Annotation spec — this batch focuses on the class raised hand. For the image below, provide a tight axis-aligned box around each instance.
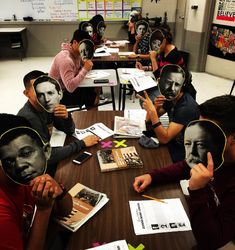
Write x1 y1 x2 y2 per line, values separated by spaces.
133 174 152 193
137 91 156 114
54 104 68 119
189 152 214 190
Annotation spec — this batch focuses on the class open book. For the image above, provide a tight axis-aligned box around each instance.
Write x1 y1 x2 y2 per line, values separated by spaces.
114 116 146 138
56 183 109 232
97 146 143 172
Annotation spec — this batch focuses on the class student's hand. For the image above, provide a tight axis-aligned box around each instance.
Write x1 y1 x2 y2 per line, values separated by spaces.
135 61 143 70
137 91 156 114
189 152 214 190
83 135 100 147
133 174 152 193
128 54 138 59
83 60 93 71
30 174 63 209
154 95 166 108
150 50 157 60
54 104 68 119
135 34 142 42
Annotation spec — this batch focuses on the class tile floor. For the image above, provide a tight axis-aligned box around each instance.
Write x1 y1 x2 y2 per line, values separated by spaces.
0 57 233 114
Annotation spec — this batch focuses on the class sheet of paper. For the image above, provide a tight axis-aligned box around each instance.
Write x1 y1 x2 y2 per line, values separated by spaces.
112 40 130 44
74 123 114 140
85 71 110 80
94 52 111 57
129 75 157 92
106 47 119 53
129 199 191 235
118 51 135 56
86 240 129 250
49 127 66 147
124 109 147 121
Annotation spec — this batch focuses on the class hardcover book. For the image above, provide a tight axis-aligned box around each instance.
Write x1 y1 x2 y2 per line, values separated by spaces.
97 146 143 172
56 183 109 232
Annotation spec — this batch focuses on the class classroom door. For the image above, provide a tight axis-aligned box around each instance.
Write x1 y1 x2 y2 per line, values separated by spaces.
174 0 187 50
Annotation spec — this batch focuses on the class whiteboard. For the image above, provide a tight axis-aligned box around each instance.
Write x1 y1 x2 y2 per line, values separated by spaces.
0 0 142 21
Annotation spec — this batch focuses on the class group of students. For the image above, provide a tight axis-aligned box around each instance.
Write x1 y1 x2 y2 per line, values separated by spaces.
0 12 235 250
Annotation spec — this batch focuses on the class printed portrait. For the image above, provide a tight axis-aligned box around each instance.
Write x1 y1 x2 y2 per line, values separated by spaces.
149 29 165 52
0 127 50 185
81 22 94 37
158 64 185 101
135 20 149 36
184 120 226 170
97 21 106 37
79 39 95 61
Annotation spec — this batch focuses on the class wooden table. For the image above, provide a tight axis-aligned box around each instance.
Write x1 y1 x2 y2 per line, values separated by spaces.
53 111 196 250
0 27 27 60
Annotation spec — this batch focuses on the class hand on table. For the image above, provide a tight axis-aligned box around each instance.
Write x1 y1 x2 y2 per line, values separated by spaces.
133 174 152 193
54 104 68 119
189 152 214 190
135 61 143 70
83 135 100 147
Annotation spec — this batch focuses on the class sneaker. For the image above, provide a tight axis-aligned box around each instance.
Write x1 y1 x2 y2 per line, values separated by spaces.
99 97 111 104
99 95 106 100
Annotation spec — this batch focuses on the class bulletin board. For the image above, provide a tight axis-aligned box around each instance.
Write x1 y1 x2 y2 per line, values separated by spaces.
0 0 142 21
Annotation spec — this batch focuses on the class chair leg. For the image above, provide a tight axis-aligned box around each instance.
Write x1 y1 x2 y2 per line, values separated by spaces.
229 80 235 95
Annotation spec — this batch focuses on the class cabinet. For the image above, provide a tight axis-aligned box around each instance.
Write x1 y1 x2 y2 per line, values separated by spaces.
0 27 27 60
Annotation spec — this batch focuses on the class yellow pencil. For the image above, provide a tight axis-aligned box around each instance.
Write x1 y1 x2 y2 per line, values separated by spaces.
142 194 167 204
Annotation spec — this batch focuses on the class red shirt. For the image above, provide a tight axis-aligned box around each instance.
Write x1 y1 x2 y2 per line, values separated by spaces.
0 183 34 250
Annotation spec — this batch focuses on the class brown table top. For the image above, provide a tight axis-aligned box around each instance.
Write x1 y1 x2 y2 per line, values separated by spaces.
92 43 136 62
54 111 196 250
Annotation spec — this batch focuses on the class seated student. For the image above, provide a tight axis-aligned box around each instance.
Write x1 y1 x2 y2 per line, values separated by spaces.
129 19 151 62
49 29 99 109
136 27 185 102
89 14 106 45
79 21 94 37
138 64 199 162
18 70 99 176
127 10 141 44
133 95 235 250
0 113 72 250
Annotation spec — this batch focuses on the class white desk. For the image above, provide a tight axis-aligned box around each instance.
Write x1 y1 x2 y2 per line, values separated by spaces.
0 27 27 60
117 68 156 110
80 69 117 110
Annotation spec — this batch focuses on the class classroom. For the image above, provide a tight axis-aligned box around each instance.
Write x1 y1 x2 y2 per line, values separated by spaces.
0 0 235 250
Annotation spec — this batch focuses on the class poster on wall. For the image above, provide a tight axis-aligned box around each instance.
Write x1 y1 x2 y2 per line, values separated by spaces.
216 0 235 22
208 23 235 61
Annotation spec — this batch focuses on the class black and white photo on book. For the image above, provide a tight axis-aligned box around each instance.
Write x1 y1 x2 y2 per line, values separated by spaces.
56 183 109 232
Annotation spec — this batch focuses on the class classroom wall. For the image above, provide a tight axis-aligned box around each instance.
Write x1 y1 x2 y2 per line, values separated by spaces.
205 0 235 80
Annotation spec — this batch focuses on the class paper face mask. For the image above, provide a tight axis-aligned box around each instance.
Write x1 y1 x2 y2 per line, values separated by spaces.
184 120 226 171
81 22 94 37
0 127 50 185
158 64 185 101
97 21 106 37
135 20 149 36
79 39 95 61
33 76 63 113
149 29 164 52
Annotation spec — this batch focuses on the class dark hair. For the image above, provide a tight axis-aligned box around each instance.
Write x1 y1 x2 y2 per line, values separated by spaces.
0 114 44 149
23 70 46 89
149 27 173 46
199 95 235 135
70 29 91 43
33 75 61 94
89 14 104 32
81 22 93 32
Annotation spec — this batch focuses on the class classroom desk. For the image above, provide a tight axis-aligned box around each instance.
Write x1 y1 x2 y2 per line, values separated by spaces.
92 43 136 69
53 111 196 250
117 68 157 110
0 27 27 60
79 69 117 110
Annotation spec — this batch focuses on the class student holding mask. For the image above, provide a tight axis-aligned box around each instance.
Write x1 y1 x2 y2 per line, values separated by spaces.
133 95 235 250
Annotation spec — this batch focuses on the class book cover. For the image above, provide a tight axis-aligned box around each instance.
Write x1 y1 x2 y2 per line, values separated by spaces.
113 116 146 138
56 183 109 232
97 146 143 172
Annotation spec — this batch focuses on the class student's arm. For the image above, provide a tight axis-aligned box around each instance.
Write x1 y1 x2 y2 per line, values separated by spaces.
59 59 92 93
187 153 235 249
139 91 184 144
27 174 72 250
150 51 158 72
133 35 141 53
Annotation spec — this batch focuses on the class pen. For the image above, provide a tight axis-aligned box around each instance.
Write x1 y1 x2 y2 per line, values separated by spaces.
142 194 166 204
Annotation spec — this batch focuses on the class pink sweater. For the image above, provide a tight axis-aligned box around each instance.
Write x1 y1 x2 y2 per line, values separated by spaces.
49 43 88 93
